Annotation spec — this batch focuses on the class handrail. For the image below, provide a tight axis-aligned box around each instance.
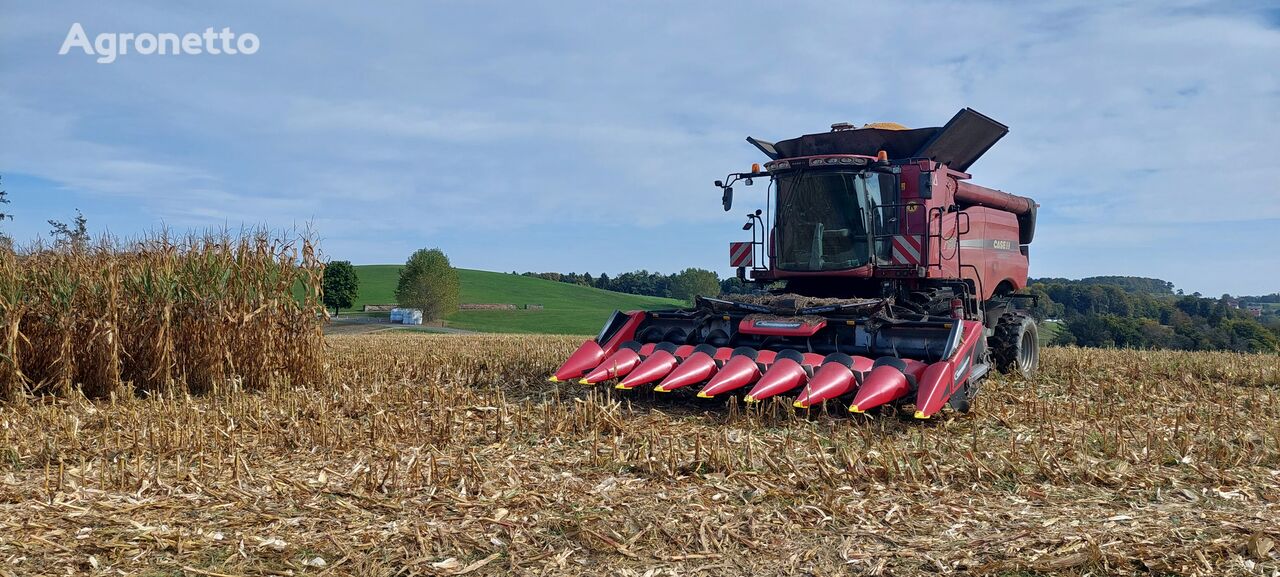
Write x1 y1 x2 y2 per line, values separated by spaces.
868 201 929 269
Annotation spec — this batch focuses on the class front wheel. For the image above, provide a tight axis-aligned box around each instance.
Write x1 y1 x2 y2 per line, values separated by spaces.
990 313 1039 379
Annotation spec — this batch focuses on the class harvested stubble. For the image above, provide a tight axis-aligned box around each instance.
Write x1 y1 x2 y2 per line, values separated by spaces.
0 334 1278 576
0 232 325 402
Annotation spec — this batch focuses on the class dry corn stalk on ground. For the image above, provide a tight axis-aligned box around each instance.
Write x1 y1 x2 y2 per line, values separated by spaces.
1 334 1278 576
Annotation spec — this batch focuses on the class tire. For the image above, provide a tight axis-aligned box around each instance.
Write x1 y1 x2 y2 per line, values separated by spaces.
990 312 1039 379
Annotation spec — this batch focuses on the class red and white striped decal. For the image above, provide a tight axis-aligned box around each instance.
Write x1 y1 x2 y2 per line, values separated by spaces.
890 235 922 266
729 242 752 267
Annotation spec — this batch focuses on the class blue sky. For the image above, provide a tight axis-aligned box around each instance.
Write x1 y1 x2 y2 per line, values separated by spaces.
1 1 1278 295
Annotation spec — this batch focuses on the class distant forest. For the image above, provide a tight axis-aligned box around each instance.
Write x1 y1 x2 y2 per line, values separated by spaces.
516 270 758 299
517 270 1280 353
1024 277 1278 353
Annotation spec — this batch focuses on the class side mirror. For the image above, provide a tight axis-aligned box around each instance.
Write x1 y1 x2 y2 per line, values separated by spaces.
744 177 753 186
721 186 733 212
714 180 724 187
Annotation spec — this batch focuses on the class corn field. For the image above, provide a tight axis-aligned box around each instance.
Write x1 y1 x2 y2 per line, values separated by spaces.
0 334 1277 576
0 231 325 402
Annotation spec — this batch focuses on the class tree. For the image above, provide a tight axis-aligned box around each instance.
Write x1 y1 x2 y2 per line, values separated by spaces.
719 276 749 295
395 248 460 321
668 268 720 303
0 173 13 250
0 175 11 251
322 260 360 316
596 272 611 291
49 209 89 250
0 175 10 223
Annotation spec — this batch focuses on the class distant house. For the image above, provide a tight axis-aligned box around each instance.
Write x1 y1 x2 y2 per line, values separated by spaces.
1245 304 1264 317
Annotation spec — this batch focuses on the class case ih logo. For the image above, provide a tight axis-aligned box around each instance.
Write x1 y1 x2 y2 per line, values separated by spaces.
729 242 752 267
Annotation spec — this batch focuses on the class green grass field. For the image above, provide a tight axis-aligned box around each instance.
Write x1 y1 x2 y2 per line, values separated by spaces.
349 266 683 334
1038 319 1064 344
347 265 403 310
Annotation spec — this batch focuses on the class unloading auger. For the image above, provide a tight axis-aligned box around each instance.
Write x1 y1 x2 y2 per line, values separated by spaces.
551 109 1040 418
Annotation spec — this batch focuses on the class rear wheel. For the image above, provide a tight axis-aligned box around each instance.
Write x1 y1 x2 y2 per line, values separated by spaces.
990 313 1039 379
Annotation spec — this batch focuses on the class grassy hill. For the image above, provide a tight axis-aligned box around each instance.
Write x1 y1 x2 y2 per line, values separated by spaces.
349 266 683 334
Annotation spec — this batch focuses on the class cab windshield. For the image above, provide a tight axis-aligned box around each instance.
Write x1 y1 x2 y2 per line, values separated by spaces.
773 170 897 271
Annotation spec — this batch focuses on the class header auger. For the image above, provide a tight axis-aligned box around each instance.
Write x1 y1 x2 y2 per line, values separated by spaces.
551 108 1040 419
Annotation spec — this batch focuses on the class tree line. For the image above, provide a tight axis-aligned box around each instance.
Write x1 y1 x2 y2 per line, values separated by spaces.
516 268 726 302
1024 278 1279 353
1029 276 1176 295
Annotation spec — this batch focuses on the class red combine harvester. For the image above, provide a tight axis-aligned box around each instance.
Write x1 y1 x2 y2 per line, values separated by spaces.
550 108 1039 419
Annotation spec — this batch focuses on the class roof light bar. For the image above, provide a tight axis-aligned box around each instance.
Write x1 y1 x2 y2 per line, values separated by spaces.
765 156 870 172
808 156 869 167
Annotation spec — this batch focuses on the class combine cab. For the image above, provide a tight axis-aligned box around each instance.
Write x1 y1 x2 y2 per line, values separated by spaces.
551 108 1040 419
